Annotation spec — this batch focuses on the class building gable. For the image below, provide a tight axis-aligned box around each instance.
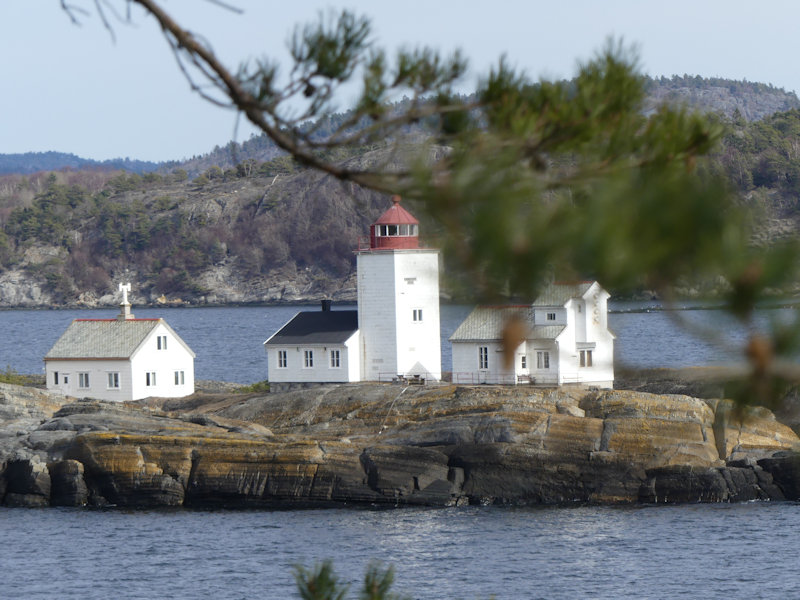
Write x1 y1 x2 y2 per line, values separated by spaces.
137 320 197 359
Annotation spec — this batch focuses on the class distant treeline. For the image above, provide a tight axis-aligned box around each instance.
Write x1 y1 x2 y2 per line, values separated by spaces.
0 151 161 176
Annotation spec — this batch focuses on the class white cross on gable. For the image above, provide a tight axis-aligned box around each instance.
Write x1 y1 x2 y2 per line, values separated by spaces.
119 282 131 305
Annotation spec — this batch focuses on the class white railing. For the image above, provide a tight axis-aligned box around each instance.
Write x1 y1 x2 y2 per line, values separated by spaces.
451 372 523 385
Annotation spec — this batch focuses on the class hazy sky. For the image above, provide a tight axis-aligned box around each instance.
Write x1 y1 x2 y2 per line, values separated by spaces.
2 0 799 162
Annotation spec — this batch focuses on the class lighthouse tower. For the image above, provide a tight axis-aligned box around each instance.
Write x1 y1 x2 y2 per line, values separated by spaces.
357 196 442 381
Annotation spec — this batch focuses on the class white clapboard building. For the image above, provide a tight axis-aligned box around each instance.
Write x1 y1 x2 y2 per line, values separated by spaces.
44 284 196 401
264 197 442 391
450 281 614 388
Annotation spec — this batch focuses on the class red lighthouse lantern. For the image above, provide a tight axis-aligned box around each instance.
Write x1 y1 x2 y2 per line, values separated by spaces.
368 195 420 250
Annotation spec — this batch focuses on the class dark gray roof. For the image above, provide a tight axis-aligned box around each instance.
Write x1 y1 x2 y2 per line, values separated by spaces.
264 310 359 346
45 318 195 359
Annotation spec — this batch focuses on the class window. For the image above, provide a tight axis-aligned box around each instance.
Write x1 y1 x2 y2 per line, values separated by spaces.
413 309 423 322
478 346 489 370
174 370 185 385
537 351 550 369
157 335 167 350
546 313 556 321
63 375 69 384
304 350 314 368
580 350 593 367
107 372 120 389
521 355 527 369
54 372 59 385
78 372 90 388
330 349 341 368
146 372 157 386
277 350 288 368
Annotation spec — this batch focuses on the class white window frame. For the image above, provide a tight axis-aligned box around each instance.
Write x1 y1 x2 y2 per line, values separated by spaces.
580 350 593 367
277 350 288 369
146 371 157 386
521 355 527 369
54 371 59 385
478 346 489 370
174 370 185 385
537 351 550 369
330 349 341 368
78 372 90 389
412 308 423 322
377 224 417 237
303 349 314 368
546 312 556 321
157 335 167 350
107 372 120 389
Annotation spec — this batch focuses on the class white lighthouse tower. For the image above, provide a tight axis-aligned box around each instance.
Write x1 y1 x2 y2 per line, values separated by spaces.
357 196 442 381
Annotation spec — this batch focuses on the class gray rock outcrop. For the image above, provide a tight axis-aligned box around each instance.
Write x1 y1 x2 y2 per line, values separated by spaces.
1 381 800 508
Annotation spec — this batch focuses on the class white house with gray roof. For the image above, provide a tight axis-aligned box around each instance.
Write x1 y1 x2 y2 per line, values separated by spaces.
44 284 195 401
450 281 614 387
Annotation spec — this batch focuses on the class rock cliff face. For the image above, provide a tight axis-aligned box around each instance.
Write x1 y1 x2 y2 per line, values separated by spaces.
1 382 800 508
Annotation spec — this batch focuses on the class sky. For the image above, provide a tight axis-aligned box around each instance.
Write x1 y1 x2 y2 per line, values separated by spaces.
2 0 800 163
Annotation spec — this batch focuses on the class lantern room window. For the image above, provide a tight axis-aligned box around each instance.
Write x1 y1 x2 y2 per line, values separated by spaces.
375 224 417 237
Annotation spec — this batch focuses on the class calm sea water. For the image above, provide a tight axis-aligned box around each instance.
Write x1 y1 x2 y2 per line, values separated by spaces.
0 302 793 382
2 503 800 599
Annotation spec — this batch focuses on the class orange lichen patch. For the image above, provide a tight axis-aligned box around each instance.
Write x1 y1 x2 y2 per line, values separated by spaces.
585 390 716 424
537 414 604 455
605 419 719 468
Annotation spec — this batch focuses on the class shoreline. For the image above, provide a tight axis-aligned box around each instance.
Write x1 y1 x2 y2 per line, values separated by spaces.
0 297 797 313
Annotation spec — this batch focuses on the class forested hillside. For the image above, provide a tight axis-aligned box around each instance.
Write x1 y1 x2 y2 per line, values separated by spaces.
0 152 411 306
0 77 799 307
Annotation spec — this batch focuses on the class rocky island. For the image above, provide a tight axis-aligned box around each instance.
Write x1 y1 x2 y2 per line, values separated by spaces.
3 378 800 508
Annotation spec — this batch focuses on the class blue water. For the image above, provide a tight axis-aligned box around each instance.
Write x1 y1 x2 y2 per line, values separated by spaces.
0 303 795 382
1 503 799 599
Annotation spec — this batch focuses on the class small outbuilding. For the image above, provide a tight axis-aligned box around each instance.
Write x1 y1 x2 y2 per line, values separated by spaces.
44 284 196 401
450 281 614 388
